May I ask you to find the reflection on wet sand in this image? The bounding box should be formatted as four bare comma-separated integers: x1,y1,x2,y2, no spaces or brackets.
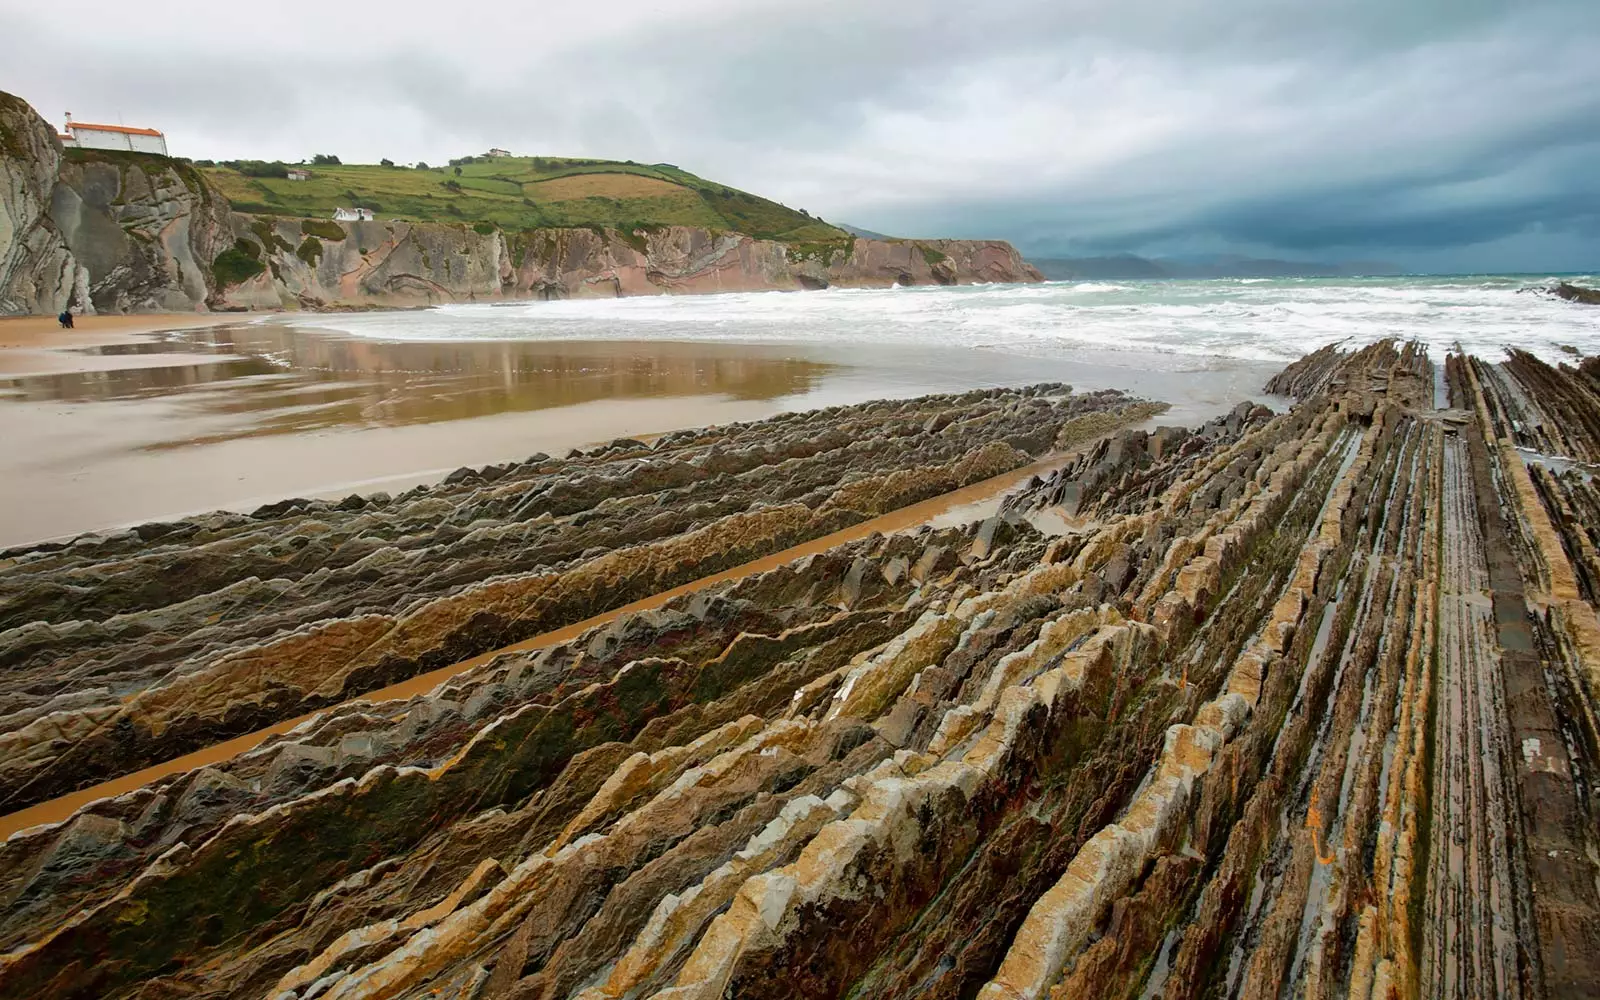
0,316,1279,547
0,324,836,449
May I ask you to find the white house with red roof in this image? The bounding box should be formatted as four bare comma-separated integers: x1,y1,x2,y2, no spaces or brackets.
59,113,168,156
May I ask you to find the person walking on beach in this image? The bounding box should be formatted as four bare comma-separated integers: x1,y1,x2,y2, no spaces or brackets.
57,308,73,329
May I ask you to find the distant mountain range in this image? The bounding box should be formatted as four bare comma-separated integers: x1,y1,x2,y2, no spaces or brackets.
1030,253,1405,280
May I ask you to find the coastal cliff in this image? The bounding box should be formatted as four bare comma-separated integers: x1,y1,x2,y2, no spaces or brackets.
0,93,1041,315
220,220,1039,309
0,93,80,314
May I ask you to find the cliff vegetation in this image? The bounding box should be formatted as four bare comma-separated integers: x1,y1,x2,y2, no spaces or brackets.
199,156,847,242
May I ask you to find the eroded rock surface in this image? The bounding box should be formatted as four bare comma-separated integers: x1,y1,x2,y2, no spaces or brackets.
0,92,79,314
3,341,1599,1000
0,385,1128,812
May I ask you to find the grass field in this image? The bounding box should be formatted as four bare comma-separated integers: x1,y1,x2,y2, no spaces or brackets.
198,156,848,242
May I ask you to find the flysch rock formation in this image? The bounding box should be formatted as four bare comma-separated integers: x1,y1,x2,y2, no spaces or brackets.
0,92,1040,316
0,385,1157,812
3,339,1598,1000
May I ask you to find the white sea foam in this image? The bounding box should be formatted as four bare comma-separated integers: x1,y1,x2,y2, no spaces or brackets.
1063,282,1133,294
288,274,1600,370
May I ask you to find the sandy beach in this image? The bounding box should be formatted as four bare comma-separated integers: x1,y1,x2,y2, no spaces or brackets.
0,313,244,376
0,310,1280,548
0,312,232,348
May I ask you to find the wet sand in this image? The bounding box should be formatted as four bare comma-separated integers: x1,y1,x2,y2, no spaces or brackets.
0,451,1072,840
0,314,240,376
0,326,836,546
0,312,230,347
0,313,1281,548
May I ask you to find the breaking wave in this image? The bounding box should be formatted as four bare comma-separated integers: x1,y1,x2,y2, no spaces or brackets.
292,274,1600,369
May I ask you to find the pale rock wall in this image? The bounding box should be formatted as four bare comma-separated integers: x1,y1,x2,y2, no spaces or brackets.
0,93,80,314
220,219,510,310
51,156,234,314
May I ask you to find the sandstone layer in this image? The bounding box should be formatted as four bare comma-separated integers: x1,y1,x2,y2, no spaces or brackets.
215,220,1038,310
2,341,1599,1000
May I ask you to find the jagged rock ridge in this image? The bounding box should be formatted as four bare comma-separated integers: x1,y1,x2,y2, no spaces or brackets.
2,339,1597,999
0,385,1153,813
0,92,81,313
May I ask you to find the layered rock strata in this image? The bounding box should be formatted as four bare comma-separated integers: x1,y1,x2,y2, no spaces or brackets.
0,386,1138,812
0,92,80,313
220,221,1042,311
2,340,1599,1000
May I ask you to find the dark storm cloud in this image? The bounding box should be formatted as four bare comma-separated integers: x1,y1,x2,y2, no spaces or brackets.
4,0,1597,270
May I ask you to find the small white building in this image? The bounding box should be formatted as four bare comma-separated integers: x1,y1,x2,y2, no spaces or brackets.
487,148,511,158
333,207,374,222
60,115,168,156
286,169,311,181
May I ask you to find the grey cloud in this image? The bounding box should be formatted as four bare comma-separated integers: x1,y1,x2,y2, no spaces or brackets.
4,0,1597,271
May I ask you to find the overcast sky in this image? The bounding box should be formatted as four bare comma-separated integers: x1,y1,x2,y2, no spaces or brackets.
6,0,1597,272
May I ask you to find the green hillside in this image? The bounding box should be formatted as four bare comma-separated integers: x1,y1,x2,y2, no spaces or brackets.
197,156,847,242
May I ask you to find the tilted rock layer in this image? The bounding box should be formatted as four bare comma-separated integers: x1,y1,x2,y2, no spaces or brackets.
0,92,1040,315
0,384,1128,811
3,343,1600,1000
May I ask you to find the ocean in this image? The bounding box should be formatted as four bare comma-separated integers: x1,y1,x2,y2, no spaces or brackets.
294,273,1600,368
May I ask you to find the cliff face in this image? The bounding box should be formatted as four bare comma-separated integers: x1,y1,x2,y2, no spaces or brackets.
51,153,235,313
0,93,80,314
1,94,236,315
218,221,1042,310
0,91,1041,315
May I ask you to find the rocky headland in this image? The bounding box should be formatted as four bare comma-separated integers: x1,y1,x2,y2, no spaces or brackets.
0,93,1040,316
1,339,1598,999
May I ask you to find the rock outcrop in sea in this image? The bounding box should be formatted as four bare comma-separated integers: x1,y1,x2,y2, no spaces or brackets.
2,339,1598,999
0,93,1041,316
1553,280,1600,306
